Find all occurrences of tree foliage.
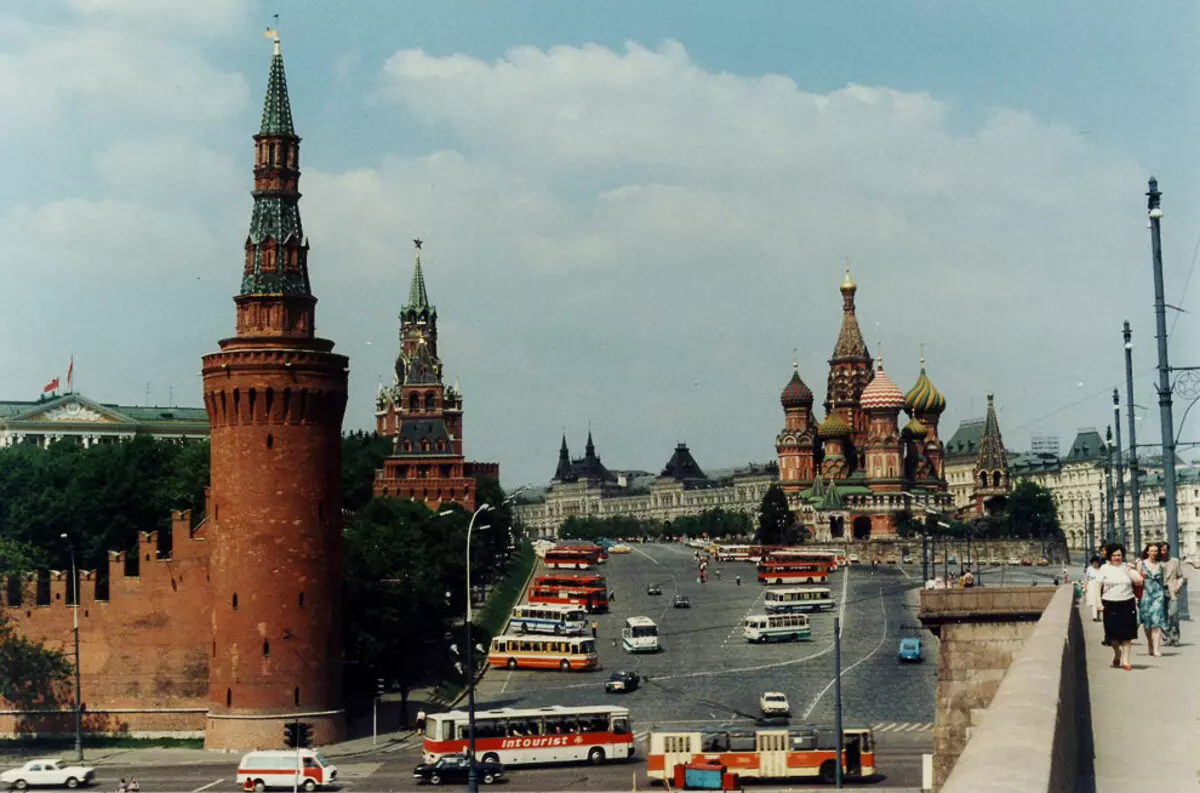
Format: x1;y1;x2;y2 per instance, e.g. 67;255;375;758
341;431;394;513
1002;480;1062;539
756;484;791;546
558;509;753;542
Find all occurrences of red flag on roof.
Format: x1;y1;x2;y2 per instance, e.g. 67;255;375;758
43;378;60;394
67;358;74;391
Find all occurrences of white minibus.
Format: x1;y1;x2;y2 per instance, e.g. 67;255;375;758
509;603;588;635
743;613;811;643
764;587;835;613
236;749;338;791
621;616;660;653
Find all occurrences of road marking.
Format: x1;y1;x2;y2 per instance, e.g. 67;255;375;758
721;587;767;647
192;780;222;793
630;545;661;565
836;563;852;636
897;563;913;580
498;668;514;695
871;721;933;732
801;588;889;720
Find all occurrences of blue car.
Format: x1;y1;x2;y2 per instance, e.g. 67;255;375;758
898;637;923;663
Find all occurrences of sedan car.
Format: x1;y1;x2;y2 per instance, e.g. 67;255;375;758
609;544;632;554
759;691;791;717
604;670;641;693
412;755;503;786
1;760;96;790
898;637;923;663
673;594;690;608
646;583;663;596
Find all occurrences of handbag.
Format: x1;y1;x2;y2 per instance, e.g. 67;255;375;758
1129;566;1145;600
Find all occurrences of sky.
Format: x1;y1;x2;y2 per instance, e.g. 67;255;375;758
1;0;1197;489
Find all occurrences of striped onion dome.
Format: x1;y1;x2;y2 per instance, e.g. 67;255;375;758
904;417;928;437
905;360;947;415
817;413;852;439
781;362;814;409
859;363;905;411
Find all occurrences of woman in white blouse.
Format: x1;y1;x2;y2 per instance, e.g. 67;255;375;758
1083;556;1103;621
1097;545;1143;670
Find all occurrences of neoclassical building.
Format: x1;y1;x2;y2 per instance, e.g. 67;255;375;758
775;271;952;540
0;392;208;448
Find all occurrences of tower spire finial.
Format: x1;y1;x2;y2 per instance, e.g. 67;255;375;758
264;15;280;55
920;342;926;370
406;239;431;311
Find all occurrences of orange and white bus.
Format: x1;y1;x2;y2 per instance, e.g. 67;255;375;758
487;634;599;671
647;725;875;784
714;545;783;563
544;548;601;569
757;561;829;585
764;549;839;571
423;705;634;767
528;584;609;613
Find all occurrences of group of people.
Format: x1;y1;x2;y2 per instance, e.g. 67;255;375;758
116;779;139;793
1082;541;1185;670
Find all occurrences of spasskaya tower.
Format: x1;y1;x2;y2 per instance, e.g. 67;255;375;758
201;33;349;749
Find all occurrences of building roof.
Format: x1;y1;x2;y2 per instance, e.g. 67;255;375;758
780;363;814;409
404;242;435;319
659;443;707;482
859;363;905;411
0;393;208;435
904;417;928;437
817;413;852;439
259;42;296;136
976;394;1008;471
1066;428;1107;461
831;269;871;362
553;431;617;484
395;418;455;456
944;419;985;460
904;359;947;415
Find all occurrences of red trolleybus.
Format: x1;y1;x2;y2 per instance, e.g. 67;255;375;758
647;725;875;784
764;549;839;571
544;547;601;569
757;561;830;585
423;705;634;767
535;574;608;591
528;584;609;613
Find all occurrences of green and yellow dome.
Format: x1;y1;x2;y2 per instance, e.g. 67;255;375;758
905;359;946;415
817;413;852;439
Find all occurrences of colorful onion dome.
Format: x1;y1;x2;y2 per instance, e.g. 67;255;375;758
780;362;814;409
817;413;852;439
905;358;947;415
859;362;905;411
904;417;928;437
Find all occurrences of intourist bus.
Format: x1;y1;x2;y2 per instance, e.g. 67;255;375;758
423;705;634;767
764;587;836;613
621;617;659;653
715;545;782;563
646;726;875;784
535;574;608;591
765;549;839;571
743;613;811;643
757;561;829;585
544;548;601;569
527;584;609;613
509;603;589;635
487;634;599;671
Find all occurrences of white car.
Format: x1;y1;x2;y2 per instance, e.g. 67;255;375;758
1;759;96;790
760;691;791;717
848;554;860;564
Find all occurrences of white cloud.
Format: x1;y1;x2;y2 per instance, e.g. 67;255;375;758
69;0;246;34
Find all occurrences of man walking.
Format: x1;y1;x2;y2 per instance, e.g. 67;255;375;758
1160;541;1183;646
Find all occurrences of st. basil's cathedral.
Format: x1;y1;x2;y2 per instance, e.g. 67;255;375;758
776;270;952;539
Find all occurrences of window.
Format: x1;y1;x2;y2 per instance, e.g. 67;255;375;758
263;639;270;657
212;640;216;657
226;688;232;707
232;593;238;609
299;592;305;608
294;687;300;706
266;433;273;449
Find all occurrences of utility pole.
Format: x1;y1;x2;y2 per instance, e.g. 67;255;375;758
1146;177;1180;563
60;534;83;762
1112;390;1127;547
833;615;844;790
1087;506;1096;560
1104;427;1116;544
1123;321;1142;551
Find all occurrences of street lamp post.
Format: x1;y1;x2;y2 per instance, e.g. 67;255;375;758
1123;321;1142;552
1103;428;1116;544
464;502;493;793
1112;391;1127;547
59;534;83;762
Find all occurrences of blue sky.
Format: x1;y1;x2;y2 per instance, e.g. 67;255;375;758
0;0;1196;488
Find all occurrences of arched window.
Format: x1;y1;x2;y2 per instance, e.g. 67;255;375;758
409;394;420;411
993;471;1002;488
294;687;300;706
232;593;238;609
299;592;305;608
263;639;270;657
425;393;435;410
226;688;232;707
980;472;988;488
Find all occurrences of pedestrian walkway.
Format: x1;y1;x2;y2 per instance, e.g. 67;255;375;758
1079;568;1199;792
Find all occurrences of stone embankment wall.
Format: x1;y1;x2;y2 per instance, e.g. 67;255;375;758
823;537;1070;566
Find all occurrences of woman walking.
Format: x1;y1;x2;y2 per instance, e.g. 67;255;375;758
1097;544;1142;670
1136;544;1168;657
1158;541;1183;647
1084;556;1103;621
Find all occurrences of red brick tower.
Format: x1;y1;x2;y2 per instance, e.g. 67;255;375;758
860;359;906;487
825;269;874;473
776;361;817;497
201;35;348;749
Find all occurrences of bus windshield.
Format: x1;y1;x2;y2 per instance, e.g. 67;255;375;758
631;625;657;638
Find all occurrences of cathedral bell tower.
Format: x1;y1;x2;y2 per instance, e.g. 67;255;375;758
201;33;349;749
826;269;873;473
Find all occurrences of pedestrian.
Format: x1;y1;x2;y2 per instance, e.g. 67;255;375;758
609;589;616;603
591;621;598;638
118;779;128;793
1084;556;1104;621
961;567;975;588
128;781;139;792
1136;543;1168;657
735;574;742;586
1098;544;1143;670
1159;541;1183;646
415;707;426;733
715;568;721;581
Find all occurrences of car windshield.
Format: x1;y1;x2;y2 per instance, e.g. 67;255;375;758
314;753;329;767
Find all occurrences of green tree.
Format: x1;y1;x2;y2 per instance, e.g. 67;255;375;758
340;431;394;513
1006;481;1060;539
757;484;791;546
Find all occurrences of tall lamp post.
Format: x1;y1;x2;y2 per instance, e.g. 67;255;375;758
1122;321;1142;552
1112;391;1127;547
463;502;493;793
1103;428;1116;544
59;534;83;762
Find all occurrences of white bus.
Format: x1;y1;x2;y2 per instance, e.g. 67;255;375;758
744;613;811;643
622;616;660;653
423;705;634;767
764;587;836;614
509;603;588;636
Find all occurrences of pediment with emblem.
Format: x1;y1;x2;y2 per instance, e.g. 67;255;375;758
9;395;133;426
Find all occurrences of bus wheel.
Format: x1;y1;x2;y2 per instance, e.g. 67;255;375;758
791;633;798;641
482;753;500;765
302;781;317;792
588;747;606;765
775;578;783;585
254;781;267;792
819;760;837;784
560;659;571;671
506;657;518;669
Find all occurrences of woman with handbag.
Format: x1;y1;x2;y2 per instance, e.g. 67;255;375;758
1136;543;1168;657
1098;545;1142;670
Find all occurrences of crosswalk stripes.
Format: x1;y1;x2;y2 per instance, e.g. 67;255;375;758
871;722;933;732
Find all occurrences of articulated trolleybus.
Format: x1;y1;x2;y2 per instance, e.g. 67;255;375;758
423;705;634;767
647;725;875;785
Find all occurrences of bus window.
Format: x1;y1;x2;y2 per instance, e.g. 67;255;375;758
440;721;453;741
612;716;629;735
728;733;755;752
702;733;729;752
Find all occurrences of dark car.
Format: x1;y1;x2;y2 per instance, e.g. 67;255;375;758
413;755;504;785
604;670;641;693
673;594;690;608
646;583;663;596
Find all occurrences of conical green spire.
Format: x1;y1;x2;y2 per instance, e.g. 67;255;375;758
259;39;295;136
407;240;431;311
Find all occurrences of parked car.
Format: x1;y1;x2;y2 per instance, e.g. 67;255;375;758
604;670;641;693
673;594;691;608
412;755;503;786
1036;558;1050;567
759;691;791;717
848;554;860;564
1007;558;1021;566
646;583;663;596
609;544;632;554
898;637;923;663
1;760;96;790
1020;558;1033;566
